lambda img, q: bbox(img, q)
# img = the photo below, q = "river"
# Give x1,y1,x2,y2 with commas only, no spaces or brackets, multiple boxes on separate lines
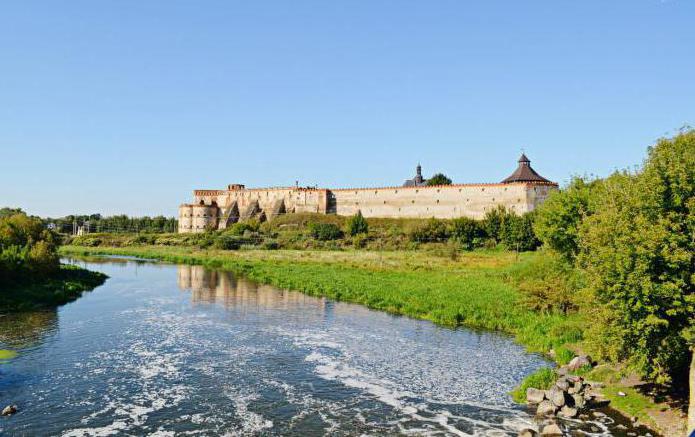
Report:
0,257,625,436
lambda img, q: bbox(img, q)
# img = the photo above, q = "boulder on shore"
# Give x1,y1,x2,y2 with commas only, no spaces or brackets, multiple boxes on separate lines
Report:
546,387,566,407
540,422,563,436
518,428,538,437
526,388,546,404
536,400,557,416
566,355,592,371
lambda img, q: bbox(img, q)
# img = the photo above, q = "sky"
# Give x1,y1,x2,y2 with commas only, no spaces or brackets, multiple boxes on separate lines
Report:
1,1,693,218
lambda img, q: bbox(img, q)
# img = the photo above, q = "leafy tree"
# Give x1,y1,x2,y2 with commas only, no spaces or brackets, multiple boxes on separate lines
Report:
579,130,694,384
534,177,598,261
426,173,452,186
501,212,540,252
346,211,369,236
482,206,510,243
449,217,485,250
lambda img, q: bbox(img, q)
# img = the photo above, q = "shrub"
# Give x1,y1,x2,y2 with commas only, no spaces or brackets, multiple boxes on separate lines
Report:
346,211,369,236
409,218,450,243
482,206,510,242
516,251,582,315
449,217,486,250
308,223,343,241
500,212,539,252
226,221,260,236
214,235,244,250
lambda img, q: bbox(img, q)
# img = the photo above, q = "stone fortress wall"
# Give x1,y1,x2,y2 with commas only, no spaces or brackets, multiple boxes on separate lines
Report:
178,155,558,233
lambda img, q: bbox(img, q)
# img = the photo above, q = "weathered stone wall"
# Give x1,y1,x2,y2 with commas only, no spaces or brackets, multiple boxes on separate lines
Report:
178,182,557,232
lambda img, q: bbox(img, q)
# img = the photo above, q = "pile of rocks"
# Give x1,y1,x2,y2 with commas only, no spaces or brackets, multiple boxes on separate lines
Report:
526,374,608,420
519,355,611,436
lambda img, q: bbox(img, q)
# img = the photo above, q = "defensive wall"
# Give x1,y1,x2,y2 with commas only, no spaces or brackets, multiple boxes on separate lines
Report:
178,155,558,233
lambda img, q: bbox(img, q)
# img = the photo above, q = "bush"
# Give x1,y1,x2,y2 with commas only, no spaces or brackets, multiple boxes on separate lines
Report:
0,212,60,281
226,221,260,236
308,223,343,241
500,212,539,252
409,218,450,243
346,211,369,236
449,217,486,250
482,206,510,242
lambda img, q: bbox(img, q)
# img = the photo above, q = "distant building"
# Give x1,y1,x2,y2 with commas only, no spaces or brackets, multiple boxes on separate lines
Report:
402,164,428,187
178,154,557,233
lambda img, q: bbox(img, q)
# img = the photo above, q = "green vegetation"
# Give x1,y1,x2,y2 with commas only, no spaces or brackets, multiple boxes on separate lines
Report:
510,367,555,403
61,245,583,355
0,210,107,311
426,173,453,186
44,213,177,234
346,211,369,236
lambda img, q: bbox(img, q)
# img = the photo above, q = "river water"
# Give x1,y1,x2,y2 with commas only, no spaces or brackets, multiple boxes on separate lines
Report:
0,257,622,436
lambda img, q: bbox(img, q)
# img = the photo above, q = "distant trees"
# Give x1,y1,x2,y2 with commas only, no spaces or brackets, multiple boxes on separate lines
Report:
47,214,178,233
0,211,60,282
426,173,452,186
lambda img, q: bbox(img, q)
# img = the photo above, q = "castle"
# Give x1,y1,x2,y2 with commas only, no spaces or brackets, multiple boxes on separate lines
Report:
178,154,558,233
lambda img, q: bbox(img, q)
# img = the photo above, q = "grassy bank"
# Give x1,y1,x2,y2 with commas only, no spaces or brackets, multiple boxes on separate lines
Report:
0,264,108,311
60,245,582,354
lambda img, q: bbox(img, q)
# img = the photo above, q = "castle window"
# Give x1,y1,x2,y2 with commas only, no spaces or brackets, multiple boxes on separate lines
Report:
411,200,415,204
481,188,485,192
437,189,440,193
458,189,462,192
436,199,440,204
415,189,419,193
374,191,378,195
383,201,386,204
395,190,398,194
492,198,495,201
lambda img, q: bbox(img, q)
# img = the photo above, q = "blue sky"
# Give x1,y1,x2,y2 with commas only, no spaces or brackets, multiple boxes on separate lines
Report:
2,1,693,217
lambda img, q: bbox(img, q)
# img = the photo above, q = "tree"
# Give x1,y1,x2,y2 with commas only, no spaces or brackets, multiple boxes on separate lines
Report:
501,212,539,252
579,130,694,387
346,211,369,236
426,173,452,186
449,217,485,250
533,177,598,261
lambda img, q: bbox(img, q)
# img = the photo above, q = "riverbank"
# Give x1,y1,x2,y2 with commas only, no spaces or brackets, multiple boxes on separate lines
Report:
0,264,107,311
59,245,681,435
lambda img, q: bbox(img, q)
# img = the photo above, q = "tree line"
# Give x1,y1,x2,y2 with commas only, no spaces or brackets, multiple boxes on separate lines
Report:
47,214,178,234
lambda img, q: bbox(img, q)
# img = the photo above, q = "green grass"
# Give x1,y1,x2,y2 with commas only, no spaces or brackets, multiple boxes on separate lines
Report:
60,245,583,355
0,264,108,311
510,367,555,403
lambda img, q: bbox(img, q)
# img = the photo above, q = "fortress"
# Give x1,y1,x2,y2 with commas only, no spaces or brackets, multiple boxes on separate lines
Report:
178,154,558,233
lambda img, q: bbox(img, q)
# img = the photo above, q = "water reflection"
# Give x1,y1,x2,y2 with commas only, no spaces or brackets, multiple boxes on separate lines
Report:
177,264,327,311
0,311,58,350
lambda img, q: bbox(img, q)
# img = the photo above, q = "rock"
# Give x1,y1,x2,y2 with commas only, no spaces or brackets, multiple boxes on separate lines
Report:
631,416,638,422
518,428,538,437
592,411,607,418
566,355,592,371
540,422,563,436
526,388,546,404
555,378,570,391
559,406,578,418
571,393,586,409
618,391,626,396
1,405,17,416
556,366,568,376
536,400,558,416
616,424,627,430
547,387,566,407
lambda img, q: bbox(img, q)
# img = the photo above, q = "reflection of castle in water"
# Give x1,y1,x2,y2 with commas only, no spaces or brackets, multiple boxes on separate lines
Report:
177,265,327,313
